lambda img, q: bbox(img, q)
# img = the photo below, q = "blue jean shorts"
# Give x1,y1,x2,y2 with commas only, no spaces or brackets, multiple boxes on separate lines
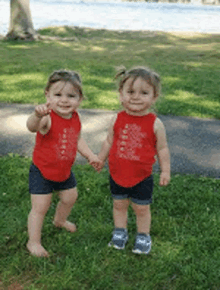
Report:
29,163,77,194
110,175,153,205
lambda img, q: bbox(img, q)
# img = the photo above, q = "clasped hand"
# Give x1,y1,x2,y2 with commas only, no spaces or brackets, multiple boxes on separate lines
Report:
89,155,104,172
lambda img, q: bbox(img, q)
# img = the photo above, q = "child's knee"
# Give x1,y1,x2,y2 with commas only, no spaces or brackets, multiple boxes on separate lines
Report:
60,187,78,206
113,199,129,211
31,195,52,216
132,204,150,217
31,205,49,216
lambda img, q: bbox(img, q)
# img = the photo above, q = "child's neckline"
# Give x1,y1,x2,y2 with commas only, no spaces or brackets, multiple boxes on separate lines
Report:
122,110,154,117
51,109,75,120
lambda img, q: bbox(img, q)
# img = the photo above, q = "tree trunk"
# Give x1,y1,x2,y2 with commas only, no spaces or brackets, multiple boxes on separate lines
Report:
6,0,37,41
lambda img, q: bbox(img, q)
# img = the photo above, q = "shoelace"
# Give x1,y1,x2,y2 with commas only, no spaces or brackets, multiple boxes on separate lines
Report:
136,237,150,245
113,233,124,240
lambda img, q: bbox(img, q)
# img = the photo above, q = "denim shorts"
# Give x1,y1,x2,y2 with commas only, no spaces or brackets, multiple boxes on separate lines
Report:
110,175,153,205
29,163,77,194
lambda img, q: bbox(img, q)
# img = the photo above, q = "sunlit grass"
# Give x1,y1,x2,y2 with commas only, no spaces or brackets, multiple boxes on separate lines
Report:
160,90,220,118
0,26,220,118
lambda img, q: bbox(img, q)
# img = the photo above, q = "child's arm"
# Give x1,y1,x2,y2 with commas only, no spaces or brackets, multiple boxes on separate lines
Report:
97,115,116,169
154,118,171,186
77,134,100,165
26,103,51,134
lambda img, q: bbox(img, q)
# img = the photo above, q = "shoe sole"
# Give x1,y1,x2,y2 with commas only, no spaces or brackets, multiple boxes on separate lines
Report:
108,237,128,250
132,247,151,255
109,243,124,250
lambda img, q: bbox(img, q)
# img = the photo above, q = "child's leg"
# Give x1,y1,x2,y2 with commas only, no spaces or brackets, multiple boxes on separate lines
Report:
27,193,52,257
131,203,151,234
53,187,78,232
113,199,130,229
108,199,130,249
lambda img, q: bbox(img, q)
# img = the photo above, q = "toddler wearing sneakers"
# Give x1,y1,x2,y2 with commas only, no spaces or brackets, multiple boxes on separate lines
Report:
97,66,170,254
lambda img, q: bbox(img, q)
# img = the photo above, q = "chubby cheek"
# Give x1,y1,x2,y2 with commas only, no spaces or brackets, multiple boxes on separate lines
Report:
46,97,53,107
74,97,82,105
119,94,129,104
69,100,81,109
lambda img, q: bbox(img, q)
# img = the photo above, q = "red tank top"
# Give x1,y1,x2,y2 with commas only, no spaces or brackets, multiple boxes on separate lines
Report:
33,110,81,182
109,111,157,187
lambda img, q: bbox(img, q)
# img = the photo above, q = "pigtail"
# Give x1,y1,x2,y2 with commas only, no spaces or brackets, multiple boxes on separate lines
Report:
151,71,161,99
72,71,82,84
152,71,160,83
114,66,127,80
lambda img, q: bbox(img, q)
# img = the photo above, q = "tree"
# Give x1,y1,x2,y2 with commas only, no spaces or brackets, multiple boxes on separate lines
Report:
6,0,37,41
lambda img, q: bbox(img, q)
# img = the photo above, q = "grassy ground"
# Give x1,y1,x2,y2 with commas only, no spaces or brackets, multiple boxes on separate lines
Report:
1,27,220,289
0,26,220,119
0,154,220,290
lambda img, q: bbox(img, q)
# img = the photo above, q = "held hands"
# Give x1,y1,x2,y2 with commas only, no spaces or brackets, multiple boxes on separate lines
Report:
88,154,105,172
35,102,51,118
159,171,170,186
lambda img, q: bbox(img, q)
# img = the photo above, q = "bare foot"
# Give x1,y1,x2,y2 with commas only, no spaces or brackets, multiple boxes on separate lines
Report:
27,242,49,257
53,220,77,232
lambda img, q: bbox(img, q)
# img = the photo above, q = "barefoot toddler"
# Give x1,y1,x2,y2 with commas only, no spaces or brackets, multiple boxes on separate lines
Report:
26,69,100,257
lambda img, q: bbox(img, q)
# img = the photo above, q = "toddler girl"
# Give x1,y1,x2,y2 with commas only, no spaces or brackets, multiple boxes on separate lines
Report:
26,69,100,257
98,66,170,254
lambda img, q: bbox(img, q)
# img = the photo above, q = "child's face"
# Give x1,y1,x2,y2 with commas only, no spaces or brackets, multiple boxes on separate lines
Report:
119,77,156,116
45,81,82,119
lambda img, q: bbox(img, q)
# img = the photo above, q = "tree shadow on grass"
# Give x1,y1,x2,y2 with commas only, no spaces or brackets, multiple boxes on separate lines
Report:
1,28,220,111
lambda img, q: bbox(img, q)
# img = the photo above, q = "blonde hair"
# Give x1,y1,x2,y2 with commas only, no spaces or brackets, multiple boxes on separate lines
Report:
115,66,161,99
45,69,83,98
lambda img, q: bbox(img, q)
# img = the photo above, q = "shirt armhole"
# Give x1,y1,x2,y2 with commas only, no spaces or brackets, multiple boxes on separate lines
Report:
153,117,164,135
107,114,118,145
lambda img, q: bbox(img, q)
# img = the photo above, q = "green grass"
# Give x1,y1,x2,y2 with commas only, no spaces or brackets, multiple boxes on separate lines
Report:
0,26,220,118
1,26,220,289
0,154,220,290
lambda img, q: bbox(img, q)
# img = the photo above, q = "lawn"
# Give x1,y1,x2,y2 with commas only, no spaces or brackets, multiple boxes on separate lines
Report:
0,27,220,289
0,26,220,119
0,154,220,290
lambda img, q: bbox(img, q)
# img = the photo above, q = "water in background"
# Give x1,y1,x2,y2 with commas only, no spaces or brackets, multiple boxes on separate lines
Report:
0,0,220,35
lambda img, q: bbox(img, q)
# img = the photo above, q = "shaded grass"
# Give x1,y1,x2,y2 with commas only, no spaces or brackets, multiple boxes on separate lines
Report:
0,154,220,289
0,26,220,118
